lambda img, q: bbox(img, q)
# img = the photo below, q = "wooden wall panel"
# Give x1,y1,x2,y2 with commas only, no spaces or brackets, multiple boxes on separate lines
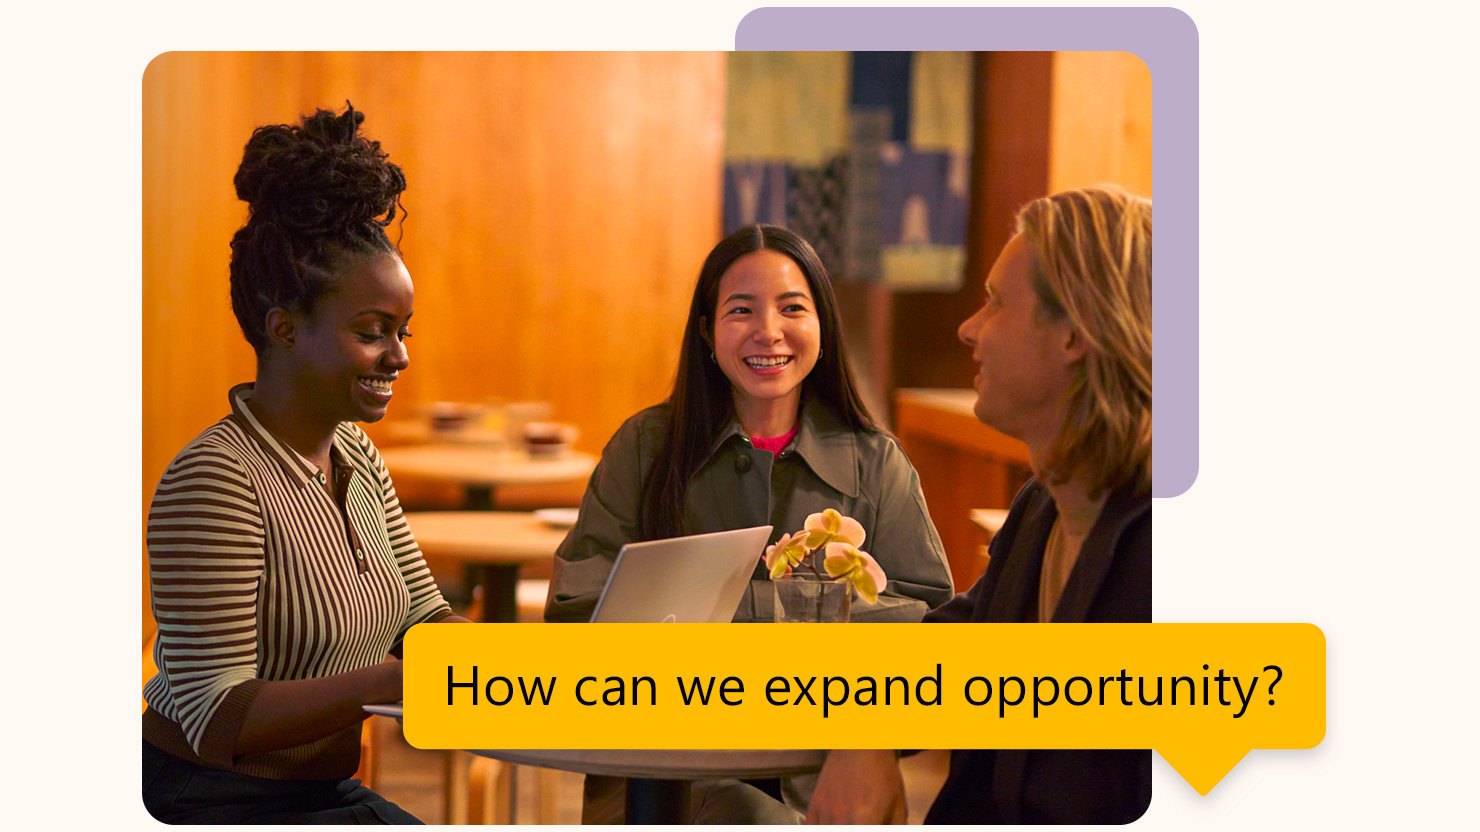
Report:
143,52,726,642
1049,51,1155,197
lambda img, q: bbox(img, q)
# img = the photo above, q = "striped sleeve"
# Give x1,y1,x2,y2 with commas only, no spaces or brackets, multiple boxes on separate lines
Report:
350,426,452,640
145,438,267,765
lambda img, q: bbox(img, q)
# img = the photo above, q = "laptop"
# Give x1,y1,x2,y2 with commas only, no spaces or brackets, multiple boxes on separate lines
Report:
589,525,773,623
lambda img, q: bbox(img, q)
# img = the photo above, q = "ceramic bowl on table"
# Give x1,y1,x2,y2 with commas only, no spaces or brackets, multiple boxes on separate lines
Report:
522,422,579,458
428,401,485,434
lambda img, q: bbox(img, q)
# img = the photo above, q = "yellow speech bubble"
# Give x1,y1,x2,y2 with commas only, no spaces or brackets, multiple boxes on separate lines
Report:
403,622,1324,794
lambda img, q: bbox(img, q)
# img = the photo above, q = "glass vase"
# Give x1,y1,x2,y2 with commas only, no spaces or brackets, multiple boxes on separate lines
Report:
773,573,851,623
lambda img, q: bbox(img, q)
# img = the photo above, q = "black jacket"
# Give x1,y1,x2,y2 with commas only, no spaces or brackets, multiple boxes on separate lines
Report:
923,477,1151,824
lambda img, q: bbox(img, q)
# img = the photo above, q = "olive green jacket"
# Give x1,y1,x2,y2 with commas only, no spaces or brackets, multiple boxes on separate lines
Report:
544,398,953,623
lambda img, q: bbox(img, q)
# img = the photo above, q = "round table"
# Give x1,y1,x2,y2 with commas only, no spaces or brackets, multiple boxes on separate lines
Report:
405,511,573,622
467,747,827,824
382,445,597,510
376,419,509,447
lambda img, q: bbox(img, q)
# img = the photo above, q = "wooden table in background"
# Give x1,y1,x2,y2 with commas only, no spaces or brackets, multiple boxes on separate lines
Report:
895,388,1032,594
374,419,508,448
405,511,573,623
382,445,597,510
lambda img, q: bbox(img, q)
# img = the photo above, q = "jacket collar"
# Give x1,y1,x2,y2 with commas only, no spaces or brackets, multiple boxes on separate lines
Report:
226,382,349,489
704,395,861,497
1051,479,1150,623
985,477,1150,624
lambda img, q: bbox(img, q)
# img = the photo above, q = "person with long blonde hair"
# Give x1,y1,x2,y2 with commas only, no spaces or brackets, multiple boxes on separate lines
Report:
807,185,1152,825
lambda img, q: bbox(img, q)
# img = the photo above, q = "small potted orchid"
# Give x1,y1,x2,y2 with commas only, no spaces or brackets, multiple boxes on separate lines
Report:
764,509,887,623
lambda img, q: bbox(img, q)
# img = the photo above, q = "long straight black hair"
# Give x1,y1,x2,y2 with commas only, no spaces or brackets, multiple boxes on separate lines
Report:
640,224,878,539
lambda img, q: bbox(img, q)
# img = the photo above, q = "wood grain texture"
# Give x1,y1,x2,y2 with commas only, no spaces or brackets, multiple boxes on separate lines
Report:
143,52,725,642
1049,51,1155,197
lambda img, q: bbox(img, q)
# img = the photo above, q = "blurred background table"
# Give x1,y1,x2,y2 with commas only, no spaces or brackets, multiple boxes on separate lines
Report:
382,445,597,511
376,419,508,447
405,511,573,623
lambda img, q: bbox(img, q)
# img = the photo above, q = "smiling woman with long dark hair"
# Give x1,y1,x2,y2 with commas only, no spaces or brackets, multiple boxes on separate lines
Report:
545,223,953,822
142,104,466,824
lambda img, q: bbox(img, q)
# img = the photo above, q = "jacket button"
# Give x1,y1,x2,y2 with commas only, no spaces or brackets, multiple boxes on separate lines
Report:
735,454,752,473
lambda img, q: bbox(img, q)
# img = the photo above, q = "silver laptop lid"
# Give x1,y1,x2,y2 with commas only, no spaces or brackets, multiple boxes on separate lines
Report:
589,525,773,623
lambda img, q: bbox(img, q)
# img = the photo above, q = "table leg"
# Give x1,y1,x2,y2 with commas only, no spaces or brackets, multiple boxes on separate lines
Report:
471,563,521,623
625,778,691,824
464,485,496,511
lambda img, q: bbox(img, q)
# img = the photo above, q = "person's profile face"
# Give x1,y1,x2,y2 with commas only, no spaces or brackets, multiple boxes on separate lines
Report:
707,249,821,426
957,234,1077,443
290,253,415,426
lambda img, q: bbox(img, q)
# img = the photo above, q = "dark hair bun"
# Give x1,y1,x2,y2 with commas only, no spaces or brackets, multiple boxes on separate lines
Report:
233,102,405,237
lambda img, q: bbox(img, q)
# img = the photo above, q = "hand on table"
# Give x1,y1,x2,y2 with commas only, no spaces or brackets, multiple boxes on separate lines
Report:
805,749,907,824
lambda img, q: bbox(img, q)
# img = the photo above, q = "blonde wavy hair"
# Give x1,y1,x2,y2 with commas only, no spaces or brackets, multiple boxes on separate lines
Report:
1016,184,1152,498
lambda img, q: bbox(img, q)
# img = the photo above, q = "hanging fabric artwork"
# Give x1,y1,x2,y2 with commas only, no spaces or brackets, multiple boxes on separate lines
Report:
723,51,973,290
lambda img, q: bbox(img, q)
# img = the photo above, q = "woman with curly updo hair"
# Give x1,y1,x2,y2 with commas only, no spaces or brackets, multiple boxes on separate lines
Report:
142,104,467,824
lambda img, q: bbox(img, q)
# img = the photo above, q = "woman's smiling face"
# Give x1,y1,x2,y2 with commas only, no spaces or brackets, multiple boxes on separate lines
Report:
707,249,821,430
290,253,415,426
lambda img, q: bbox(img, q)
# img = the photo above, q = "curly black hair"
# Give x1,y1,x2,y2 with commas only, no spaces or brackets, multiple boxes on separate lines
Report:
228,102,407,353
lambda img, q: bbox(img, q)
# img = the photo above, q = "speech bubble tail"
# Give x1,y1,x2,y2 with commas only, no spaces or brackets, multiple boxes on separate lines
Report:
1156,745,1251,795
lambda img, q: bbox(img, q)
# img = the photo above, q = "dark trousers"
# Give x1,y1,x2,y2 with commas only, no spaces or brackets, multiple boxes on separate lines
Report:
143,740,422,824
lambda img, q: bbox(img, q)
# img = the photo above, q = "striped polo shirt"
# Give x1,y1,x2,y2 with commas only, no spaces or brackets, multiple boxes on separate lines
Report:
143,383,453,779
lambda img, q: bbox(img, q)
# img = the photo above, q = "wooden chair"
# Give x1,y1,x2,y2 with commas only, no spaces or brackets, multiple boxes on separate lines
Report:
467,756,564,825
466,756,513,824
352,718,379,789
